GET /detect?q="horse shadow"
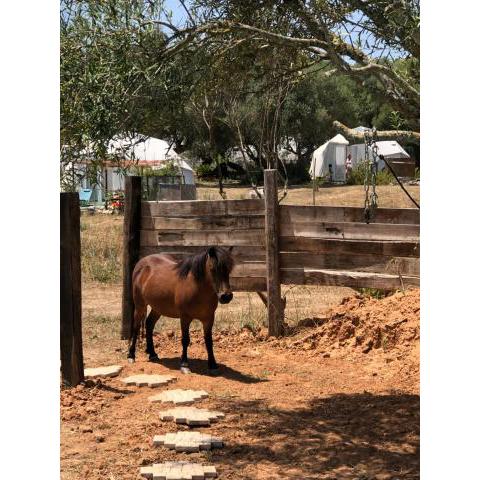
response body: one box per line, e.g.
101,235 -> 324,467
158,356 -> 268,384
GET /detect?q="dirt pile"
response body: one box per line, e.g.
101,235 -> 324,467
285,288 -> 420,356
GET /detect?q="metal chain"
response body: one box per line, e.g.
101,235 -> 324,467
363,129 -> 379,223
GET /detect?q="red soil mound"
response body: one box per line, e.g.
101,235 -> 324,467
285,288 -> 420,356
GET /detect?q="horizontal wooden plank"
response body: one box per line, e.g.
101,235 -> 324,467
142,199 -> 264,217
140,229 -> 265,247
231,262 -> 266,277
280,236 -> 420,258
280,252 -> 419,276
280,220 -> 419,241
142,214 -> 265,231
281,268 -> 419,289
230,277 -> 267,291
139,246 -> 265,263
281,204 -> 419,225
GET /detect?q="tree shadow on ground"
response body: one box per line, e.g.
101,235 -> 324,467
158,356 -> 268,384
212,392 -> 420,479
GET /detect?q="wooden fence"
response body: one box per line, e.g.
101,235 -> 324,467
122,171 -> 420,337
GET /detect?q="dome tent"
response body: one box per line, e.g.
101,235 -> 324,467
309,134 -> 349,183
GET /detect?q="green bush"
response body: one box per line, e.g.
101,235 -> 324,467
195,162 -> 215,178
346,160 -> 395,186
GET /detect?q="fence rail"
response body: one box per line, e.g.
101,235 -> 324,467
123,170 -> 420,336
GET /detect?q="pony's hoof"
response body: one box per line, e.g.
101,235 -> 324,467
127,357 -> 135,364
208,368 -> 220,376
149,355 -> 160,363
180,366 -> 191,375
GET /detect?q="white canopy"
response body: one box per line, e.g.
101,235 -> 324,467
373,140 -> 410,159
309,134 -> 349,180
108,135 -> 193,171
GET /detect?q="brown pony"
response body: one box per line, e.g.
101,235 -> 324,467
127,246 -> 235,374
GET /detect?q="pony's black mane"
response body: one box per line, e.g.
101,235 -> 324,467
175,246 -> 234,281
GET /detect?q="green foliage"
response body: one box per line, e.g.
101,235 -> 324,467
357,288 -> 392,300
346,161 -> 395,186
60,0 -> 420,188
131,162 -> 180,178
195,162 -> 216,178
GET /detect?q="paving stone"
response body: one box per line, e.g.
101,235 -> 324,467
149,389 -> 208,405
121,374 -> 176,388
153,431 -> 223,453
140,462 -> 217,480
84,365 -> 123,378
159,407 -> 225,426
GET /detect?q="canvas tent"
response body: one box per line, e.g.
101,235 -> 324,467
348,140 -> 414,177
309,134 -> 349,182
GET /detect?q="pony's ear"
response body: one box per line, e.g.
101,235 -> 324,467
228,246 -> 234,253
207,246 -> 217,258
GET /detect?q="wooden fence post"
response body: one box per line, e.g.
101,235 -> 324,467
60,192 -> 84,386
264,169 -> 284,337
121,176 -> 142,339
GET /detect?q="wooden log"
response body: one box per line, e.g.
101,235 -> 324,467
139,245 -> 266,263
280,236 -> 420,258
264,169 -> 284,337
281,268 -> 419,289
280,204 -> 419,225
60,192 -> 84,386
121,176 -> 142,340
280,251 -> 420,276
142,198 -> 264,217
142,214 -> 265,231
280,220 -> 419,241
140,229 -> 265,247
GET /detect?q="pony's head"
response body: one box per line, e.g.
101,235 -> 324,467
175,246 -> 235,303
205,246 -> 235,304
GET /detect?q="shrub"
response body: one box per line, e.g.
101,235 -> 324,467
346,160 -> 395,186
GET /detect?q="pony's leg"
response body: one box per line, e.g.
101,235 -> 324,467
145,310 -> 161,362
203,318 -> 219,373
127,305 -> 146,362
180,316 -> 192,374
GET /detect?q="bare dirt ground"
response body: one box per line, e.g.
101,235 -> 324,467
63,185 -> 420,479
62,290 -> 419,480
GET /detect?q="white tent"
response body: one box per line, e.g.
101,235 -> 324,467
348,140 -> 410,171
107,135 -> 194,184
309,134 -> 349,182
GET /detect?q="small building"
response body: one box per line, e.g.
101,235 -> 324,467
70,135 -> 196,203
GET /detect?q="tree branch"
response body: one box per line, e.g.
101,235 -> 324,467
333,121 -> 420,145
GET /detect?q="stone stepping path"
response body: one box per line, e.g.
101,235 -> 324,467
84,365 -> 123,378
121,374 -> 176,388
160,407 -> 225,426
149,389 -> 208,405
154,431 -> 223,452
140,462 -> 217,479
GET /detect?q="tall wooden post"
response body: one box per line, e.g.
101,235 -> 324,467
60,192 -> 84,386
264,169 -> 284,337
121,176 -> 142,339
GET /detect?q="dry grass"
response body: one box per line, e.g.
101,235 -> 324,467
198,184 -> 420,208
81,214 -> 123,283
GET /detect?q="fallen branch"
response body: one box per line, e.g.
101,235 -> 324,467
333,121 -> 420,145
